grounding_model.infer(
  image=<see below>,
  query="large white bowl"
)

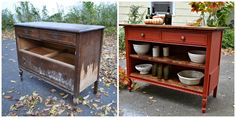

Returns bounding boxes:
[177,70,204,85]
[135,64,152,74]
[188,50,206,64]
[133,43,150,55]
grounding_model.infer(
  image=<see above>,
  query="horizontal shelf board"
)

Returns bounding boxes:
[130,54,205,70]
[20,49,75,69]
[127,40,206,48]
[130,72,203,95]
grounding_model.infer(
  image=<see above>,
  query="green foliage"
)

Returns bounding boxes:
[128,5,145,24]
[64,2,117,27]
[2,9,15,31]
[222,28,234,48]
[15,1,41,22]
[47,8,65,22]
[96,3,117,27]
[216,2,234,27]
[119,28,125,51]
[119,5,145,51]
[41,6,49,21]
[2,1,117,35]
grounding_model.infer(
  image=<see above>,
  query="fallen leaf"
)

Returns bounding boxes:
[7,90,14,93]
[50,89,56,93]
[9,59,16,63]
[8,112,17,116]
[62,94,69,99]
[10,80,16,83]
[4,95,13,99]
[59,92,65,96]
[92,103,98,108]
[83,95,90,99]
[151,100,157,103]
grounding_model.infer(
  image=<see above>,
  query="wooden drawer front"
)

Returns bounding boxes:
[16,27,39,39]
[40,30,76,46]
[18,51,42,72]
[40,58,75,91]
[19,50,75,91]
[127,28,161,42]
[162,31,207,46]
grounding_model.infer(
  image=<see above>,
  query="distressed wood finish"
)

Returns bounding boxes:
[121,24,225,113]
[15,22,104,99]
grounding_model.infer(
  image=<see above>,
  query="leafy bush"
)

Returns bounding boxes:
[119,28,125,51]
[222,28,234,48]
[15,1,41,22]
[128,5,145,24]
[216,2,234,27]
[119,5,146,51]
[2,1,116,36]
[2,9,14,31]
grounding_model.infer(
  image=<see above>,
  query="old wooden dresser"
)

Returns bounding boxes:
[15,22,104,98]
[120,24,225,113]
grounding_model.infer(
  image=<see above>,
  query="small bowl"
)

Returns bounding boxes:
[188,50,206,64]
[177,70,204,85]
[135,64,152,74]
[133,43,150,55]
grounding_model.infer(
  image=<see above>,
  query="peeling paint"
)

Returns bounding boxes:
[31,64,74,91]
[80,63,98,92]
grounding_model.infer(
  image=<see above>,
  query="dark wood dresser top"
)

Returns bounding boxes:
[15,22,105,33]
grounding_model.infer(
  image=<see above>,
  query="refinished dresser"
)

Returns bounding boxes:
[120,24,225,113]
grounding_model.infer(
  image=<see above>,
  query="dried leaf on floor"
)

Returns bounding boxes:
[9,59,16,63]
[4,95,13,99]
[50,89,56,93]
[10,80,16,83]
[62,94,69,99]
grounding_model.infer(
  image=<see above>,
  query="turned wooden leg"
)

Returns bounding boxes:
[213,86,218,98]
[19,69,23,81]
[128,78,133,92]
[93,80,98,94]
[202,97,207,113]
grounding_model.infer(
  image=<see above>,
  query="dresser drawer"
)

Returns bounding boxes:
[18,50,42,71]
[40,30,76,46]
[162,31,207,46]
[16,27,39,39]
[127,27,161,42]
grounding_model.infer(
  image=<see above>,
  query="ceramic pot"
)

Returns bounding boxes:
[163,65,169,79]
[152,64,157,76]
[188,50,206,64]
[135,64,152,74]
[133,43,150,55]
[157,64,163,78]
[177,70,204,85]
[163,47,169,57]
[152,46,160,57]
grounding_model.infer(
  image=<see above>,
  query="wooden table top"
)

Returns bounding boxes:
[15,22,105,33]
[119,23,227,31]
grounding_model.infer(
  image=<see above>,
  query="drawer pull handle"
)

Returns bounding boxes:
[140,33,145,37]
[180,36,185,42]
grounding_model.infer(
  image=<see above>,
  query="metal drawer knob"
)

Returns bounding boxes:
[180,36,185,42]
[140,33,145,37]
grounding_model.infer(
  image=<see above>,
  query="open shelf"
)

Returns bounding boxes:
[130,54,205,70]
[51,53,74,65]
[18,38,75,66]
[130,72,203,95]
[26,47,59,56]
